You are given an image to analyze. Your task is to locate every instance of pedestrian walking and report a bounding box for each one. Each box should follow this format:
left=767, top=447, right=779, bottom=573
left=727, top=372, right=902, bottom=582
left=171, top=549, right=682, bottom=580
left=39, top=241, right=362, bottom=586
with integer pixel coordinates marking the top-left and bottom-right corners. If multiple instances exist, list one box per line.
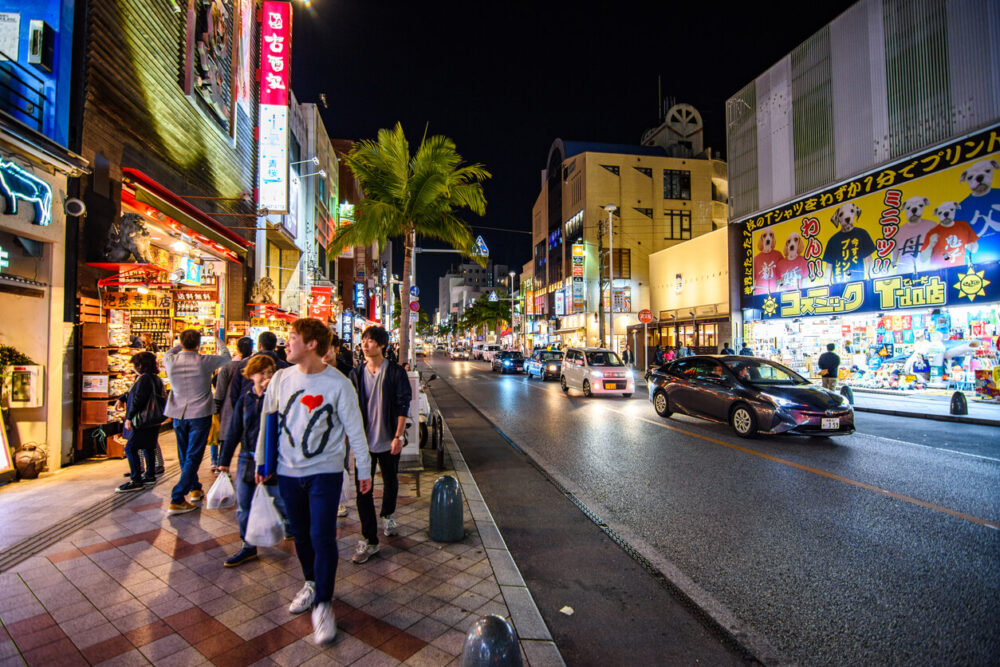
left=622, top=344, right=633, bottom=367
left=655, top=345, right=666, bottom=365
left=213, top=337, right=253, bottom=474
left=218, top=354, right=292, bottom=567
left=114, top=352, right=164, bottom=493
left=164, top=329, right=231, bottom=515
left=721, top=341, right=735, bottom=355
left=349, top=325, right=413, bottom=565
left=255, top=318, right=371, bottom=644
left=227, top=332, right=290, bottom=432
left=678, top=343, right=690, bottom=358
left=818, top=343, right=841, bottom=390
left=739, top=342, right=753, bottom=356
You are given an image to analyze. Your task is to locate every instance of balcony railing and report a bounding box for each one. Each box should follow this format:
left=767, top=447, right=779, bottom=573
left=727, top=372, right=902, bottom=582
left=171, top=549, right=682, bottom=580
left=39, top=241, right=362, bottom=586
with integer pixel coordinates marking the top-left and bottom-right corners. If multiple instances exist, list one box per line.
left=0, top=49, right=46, bottom=134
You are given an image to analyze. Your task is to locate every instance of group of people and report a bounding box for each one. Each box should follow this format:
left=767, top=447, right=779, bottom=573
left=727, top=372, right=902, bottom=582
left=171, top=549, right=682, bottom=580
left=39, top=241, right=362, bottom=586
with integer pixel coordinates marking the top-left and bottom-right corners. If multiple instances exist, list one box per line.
left=113, top=320, right=413, bottom=644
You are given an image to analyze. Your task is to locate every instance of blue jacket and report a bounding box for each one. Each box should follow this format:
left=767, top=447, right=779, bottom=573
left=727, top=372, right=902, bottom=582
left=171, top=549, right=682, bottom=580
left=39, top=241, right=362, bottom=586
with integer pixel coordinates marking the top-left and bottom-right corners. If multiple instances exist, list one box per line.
left=224, top=350, right=289, bottom=433
left=349, top=360, right=413, bottom=446
left=219, top=388, right=265, bottom=467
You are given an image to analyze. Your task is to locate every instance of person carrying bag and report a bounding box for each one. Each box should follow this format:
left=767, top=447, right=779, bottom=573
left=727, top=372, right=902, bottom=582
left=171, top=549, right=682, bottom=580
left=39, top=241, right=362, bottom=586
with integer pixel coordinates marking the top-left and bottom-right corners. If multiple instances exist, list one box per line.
left=115, top=352, right=165, bottom=493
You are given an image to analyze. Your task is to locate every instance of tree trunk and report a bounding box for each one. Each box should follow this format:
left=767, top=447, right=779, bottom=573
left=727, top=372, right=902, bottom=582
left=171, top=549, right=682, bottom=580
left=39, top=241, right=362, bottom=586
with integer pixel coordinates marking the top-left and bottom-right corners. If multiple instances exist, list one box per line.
left=399, top=228, right=414, bottom=366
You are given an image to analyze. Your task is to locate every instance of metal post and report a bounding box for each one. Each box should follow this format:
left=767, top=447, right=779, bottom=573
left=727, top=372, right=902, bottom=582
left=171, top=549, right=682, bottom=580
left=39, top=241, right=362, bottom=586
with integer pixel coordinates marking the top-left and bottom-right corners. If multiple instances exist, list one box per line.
left=409, top=232, right=417, bottom=368
left=604, top=204, right=617, bottom=351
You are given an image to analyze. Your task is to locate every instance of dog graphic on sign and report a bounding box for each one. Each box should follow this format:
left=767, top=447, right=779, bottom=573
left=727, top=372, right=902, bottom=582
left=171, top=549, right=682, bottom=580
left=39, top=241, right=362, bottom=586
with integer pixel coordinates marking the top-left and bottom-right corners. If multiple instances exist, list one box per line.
left=0, top=159, right=52, bottom=226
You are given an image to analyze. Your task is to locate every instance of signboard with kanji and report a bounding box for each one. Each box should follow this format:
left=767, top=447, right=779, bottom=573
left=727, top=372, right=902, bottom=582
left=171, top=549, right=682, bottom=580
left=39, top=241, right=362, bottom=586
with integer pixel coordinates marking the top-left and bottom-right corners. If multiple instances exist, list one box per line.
left=103, top=292, right=173, bottom=310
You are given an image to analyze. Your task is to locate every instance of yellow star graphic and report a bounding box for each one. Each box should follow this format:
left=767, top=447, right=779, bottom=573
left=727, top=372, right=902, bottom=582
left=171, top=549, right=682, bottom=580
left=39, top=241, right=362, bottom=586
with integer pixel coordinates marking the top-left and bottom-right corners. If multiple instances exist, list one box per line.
left=954, top=269, right=990, bottom=302
left=762, top=296, right=778, bottom=317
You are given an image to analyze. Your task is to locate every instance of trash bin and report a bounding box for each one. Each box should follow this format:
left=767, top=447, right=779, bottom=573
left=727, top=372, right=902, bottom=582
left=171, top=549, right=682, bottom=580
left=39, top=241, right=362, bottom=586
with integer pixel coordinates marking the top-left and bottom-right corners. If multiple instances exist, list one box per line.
left=429, top=475, right=464, bottom=542
left=460, top=614, right=522, bottom=667
left=950, top=391, right=968, bottom=415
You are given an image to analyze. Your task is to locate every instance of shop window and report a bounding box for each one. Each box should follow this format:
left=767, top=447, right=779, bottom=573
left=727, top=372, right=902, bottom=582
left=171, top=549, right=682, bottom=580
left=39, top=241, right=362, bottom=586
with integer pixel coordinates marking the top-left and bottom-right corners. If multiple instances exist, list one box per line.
left=663, top=169, right=691, bottom=200
left=664, top=210, right=692, bottom=240
left=633, top=166, right=652, bottom=177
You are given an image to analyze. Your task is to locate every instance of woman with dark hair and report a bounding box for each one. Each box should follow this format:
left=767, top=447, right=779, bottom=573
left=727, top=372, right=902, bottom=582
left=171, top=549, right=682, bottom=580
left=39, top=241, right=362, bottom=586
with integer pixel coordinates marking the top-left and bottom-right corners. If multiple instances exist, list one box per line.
left=114, top=352, right=165, bottom=493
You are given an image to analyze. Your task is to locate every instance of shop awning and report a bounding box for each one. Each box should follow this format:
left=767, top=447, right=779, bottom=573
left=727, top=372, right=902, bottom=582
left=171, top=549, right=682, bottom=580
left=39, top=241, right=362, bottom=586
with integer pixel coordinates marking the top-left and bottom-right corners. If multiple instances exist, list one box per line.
left=122, top=168, right=253, bottom=259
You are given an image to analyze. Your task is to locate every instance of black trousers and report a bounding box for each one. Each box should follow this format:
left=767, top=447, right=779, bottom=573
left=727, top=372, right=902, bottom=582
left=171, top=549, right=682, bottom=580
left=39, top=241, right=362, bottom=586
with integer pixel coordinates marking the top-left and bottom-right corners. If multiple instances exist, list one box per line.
left=355, top=450, right=400, bottom=545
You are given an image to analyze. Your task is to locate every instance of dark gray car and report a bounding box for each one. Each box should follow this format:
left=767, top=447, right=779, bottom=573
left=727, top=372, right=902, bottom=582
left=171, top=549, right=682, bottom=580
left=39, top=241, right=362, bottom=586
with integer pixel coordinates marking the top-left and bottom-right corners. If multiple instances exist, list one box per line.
left=646, top=355, right=855, bottom=438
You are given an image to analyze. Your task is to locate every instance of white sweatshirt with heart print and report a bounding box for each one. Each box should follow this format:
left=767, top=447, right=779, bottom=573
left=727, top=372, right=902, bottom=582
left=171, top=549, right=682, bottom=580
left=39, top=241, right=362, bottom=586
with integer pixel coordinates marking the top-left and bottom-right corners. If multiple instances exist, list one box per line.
left=255, top=365, right=371, bottom=479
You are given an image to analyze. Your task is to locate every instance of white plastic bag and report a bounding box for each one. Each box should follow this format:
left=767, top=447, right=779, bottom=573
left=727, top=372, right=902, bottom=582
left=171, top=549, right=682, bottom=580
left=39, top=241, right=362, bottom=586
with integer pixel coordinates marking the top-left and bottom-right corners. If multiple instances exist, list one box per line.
left=204, top=473, right=236, bottom=510
left=245, top=485, right=283, bottom=547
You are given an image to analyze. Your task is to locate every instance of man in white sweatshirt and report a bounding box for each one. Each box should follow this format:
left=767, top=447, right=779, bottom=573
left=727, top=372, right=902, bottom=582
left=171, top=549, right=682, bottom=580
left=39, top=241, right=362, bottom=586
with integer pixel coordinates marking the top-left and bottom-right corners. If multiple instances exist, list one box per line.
left=255, top=318, right=371, bottom=644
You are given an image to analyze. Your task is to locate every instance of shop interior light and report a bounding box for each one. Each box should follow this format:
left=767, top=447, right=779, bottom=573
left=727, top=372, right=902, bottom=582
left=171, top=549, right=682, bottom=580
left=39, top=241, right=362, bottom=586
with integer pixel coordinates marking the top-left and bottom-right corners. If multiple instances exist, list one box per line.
left=137, top=284, right=149, bottom=295
left=171, top=240, right=188, bottom=252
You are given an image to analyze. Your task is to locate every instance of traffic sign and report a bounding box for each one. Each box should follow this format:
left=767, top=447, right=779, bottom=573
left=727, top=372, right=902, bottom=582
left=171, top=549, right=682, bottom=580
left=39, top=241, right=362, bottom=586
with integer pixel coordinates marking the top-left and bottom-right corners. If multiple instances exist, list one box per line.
left=488, top=291, right=498, bottom=302
left=473, top=235, right=489, bottom=257
left=409, top=285, right=419, bottom=297
left=638, top=309, right=654, bottom=323
left=409, top=301, right=420, bottom=312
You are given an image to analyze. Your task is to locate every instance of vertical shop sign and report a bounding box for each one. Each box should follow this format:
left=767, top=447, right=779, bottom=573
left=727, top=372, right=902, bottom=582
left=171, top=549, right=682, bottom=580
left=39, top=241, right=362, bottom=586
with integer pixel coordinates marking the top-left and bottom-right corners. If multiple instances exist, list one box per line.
left=554, top=290, right=565, bottom=316
left=341, top=312, right=354, bottom=345
left=235, top=0, right=254, bottom=114
left=572, top=243, right=585, bottom=313
left=257, top=1, right=291, bottom=214
left=338, top=202, right=355, bottom=259
left=353, top=282, right=366, bottom=311
left=308, top=286, right=332, bottom=320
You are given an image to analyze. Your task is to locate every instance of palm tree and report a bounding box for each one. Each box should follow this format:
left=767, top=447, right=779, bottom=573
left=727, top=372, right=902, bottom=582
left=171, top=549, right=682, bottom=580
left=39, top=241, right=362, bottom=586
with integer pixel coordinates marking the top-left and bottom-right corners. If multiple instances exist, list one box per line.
left=329, top=123, right=490, bottom=364
left=461, top=293, right=511, bottom=342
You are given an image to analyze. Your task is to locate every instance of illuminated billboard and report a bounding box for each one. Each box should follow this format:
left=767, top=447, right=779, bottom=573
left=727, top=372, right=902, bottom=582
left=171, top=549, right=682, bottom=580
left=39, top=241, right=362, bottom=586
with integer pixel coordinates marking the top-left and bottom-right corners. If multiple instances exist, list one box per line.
left=256, top=1, right=291, bottom=214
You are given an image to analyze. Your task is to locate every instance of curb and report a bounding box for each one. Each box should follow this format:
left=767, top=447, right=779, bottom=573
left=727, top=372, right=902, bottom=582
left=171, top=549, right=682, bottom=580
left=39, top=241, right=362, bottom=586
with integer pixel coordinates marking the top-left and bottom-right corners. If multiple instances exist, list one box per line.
left=425, top=389, right=566, bottom=667
left=853, top=406, right=1000, bottom=427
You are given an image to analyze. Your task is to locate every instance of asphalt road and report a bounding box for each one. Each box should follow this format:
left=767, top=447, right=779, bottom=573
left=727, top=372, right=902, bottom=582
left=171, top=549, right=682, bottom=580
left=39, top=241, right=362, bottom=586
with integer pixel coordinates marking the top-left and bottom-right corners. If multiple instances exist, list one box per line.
left=424, top=355, right=1000, bottom=666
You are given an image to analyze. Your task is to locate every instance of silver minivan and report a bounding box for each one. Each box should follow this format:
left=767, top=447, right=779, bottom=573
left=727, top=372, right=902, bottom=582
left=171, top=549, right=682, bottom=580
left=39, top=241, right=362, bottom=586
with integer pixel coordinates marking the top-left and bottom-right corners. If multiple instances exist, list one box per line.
left=560, top=347, right=634, bottom=397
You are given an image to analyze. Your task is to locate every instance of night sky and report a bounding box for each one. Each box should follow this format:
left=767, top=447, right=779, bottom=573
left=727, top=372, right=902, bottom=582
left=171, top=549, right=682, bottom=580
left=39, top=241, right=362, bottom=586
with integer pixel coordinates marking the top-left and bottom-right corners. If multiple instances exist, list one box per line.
left=292, top=0, right=856, bottom=314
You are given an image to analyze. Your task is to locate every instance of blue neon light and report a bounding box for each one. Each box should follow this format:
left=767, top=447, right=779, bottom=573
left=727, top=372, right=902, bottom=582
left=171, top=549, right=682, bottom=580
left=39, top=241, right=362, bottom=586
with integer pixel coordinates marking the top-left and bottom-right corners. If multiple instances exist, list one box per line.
left=0, top=159, right=52, bottom=226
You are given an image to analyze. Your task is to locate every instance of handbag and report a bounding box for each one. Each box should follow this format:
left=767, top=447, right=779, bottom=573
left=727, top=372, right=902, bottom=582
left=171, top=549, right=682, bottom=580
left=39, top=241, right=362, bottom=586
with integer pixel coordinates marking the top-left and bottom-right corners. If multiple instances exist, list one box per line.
left=132, top=375, right=166, bottom=429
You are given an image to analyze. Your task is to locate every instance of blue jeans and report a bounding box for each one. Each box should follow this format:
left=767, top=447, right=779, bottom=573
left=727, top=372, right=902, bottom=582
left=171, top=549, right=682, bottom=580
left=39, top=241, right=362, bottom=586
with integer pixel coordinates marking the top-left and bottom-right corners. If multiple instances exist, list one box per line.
left=125, top=438, right=156, bottom=483
left=170, top=416, right=212, bottom=504
left=210, top=444, right=219, bottom=466
left=235, top=452, right=292, bottom=543
left=278, top=473, right=343, bottom=605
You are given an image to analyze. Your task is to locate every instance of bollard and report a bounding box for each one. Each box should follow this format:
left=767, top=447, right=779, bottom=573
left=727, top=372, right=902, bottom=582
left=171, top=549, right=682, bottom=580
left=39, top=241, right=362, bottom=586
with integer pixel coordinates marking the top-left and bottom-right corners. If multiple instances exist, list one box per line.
left=429, top=475, right=464, bottom=542
left=460, top=614, right=522, bottom=667
left=839, top=385, right=854, bottom=406
left=950, top=391, right=968, bottom=415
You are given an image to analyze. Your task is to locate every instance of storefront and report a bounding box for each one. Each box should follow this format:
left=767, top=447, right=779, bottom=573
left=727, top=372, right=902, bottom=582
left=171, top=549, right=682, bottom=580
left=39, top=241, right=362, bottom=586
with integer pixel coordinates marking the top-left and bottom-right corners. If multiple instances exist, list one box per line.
left=739, top=125, right=1000, bottom=402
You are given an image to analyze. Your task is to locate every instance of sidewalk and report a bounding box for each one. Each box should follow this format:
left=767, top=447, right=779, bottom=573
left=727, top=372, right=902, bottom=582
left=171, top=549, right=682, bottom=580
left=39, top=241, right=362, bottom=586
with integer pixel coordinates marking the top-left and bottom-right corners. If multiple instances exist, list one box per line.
left=851, top=390, right=1000, bottom=426
left=0, top=431, right=561, bottom=666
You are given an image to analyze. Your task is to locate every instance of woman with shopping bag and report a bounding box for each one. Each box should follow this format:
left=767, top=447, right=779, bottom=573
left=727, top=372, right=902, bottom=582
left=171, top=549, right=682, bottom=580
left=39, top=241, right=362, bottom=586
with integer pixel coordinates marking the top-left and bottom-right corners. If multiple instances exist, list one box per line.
left=217, top=354, right=292, bottom=566
left=113, top=352, right=165, bottom=493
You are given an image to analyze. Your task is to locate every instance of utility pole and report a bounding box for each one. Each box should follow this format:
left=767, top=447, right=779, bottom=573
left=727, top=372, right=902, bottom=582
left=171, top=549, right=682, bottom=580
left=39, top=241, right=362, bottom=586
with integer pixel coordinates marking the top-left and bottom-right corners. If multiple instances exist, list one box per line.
left=597, top=214, right=605, bottom=346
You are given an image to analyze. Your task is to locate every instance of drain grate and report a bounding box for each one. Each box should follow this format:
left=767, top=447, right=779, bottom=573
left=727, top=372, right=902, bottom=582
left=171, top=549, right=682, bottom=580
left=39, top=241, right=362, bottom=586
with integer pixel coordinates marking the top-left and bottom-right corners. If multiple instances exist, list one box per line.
left=0, top=463, right=181, bottom=573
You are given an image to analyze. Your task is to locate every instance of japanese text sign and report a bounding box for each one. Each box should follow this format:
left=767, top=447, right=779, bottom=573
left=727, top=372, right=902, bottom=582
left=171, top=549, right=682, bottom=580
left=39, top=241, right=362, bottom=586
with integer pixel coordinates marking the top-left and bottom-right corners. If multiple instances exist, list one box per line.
left=256, top=1, right=291, bottom=214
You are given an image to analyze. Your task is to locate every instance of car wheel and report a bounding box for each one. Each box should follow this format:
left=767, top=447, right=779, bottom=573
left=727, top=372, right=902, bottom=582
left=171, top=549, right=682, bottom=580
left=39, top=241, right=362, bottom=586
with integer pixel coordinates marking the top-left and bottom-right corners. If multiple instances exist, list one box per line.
left=653, top=391, right=671, bottom=417
left=730, top=404, right=758, bottom=438
left=583, top=380, right=592, bottom=397
left=419, top=422, right=428, bottom=447
left=560, top=376, right=569, bottom=392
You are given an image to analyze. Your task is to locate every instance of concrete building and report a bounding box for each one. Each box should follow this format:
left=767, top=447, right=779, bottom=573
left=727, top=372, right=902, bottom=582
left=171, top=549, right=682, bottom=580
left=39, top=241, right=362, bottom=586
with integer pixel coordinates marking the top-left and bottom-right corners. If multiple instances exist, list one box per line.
left=526, top=105, right=727, bottom=352
left=438, top=261, right=510, bottom=326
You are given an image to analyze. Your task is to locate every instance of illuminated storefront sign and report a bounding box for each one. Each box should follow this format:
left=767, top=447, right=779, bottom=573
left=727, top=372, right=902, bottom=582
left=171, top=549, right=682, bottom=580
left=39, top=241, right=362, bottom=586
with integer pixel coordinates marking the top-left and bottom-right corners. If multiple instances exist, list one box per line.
left=256, top=1, right=291, bottom=214
left=308, top=286, right=332, bottom=320
left=0, top=159, right=52, bottom=226
left=353, top=282, right=366, bottom=311
left=572, top=243, right=585, bottom=312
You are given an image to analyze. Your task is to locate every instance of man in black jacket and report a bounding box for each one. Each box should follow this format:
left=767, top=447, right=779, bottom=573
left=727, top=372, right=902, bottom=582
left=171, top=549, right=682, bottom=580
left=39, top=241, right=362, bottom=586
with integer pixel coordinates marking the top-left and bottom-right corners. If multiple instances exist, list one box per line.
left=818, top=343, right=841, bottom=390
left=348, top=326, right=412, bottom=564
left=224, top=331, right=289, bottom=434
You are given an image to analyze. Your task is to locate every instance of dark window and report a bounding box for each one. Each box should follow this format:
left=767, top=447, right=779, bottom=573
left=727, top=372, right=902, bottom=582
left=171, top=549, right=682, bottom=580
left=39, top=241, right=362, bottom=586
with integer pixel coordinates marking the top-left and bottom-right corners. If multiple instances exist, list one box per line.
left=601, top=164, right=620, bottom=176
left=634, top=166, right=652, bottom=177
left=663, top=169, right=691, bottom=200
left=534, top=240, right=546, bottom=287
left=600, top=248, right=631, bottom=280
left=634, top=207, right=653, bottom=219
left=664, top=210, right=692, bottom=240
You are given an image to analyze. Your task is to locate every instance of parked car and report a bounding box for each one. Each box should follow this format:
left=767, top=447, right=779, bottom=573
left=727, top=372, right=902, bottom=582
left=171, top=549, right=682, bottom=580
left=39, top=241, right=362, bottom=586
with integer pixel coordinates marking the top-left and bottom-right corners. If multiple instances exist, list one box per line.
left=560, top=347, right=633, bottom=397
left=492, top=350, right=525, bottom=374
left=646, top=355, right=855, bottom=438
left=525, top=349, right=563, bottom=380
left=481, top=344, right=502, bottom=362
left=471, top=343, right=484, bottom=359
left=450, top=347, right=470, bottom=360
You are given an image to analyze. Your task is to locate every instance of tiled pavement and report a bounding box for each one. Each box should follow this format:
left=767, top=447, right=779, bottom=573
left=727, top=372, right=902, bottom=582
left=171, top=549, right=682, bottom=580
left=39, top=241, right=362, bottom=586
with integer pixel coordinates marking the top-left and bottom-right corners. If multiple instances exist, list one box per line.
left=0, top=431, right=562, bottom=666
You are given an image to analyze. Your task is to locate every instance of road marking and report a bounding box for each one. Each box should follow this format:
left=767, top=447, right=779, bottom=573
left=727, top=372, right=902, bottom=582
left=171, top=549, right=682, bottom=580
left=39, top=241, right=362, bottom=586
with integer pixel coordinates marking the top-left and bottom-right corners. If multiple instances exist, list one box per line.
left=478, top=368, right=1000, bottom=532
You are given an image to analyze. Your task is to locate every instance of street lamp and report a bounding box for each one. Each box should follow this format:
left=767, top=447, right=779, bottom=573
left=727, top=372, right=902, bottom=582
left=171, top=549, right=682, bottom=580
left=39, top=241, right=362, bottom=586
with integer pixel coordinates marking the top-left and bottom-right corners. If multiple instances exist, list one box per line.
left=509, top=271, right=516, bottom=350
left=603, top=204, right=617, bottom=352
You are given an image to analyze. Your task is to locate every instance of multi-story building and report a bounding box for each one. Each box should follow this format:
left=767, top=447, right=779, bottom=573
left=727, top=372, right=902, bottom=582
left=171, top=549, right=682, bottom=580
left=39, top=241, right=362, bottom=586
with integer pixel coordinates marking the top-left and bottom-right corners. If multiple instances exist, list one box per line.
left=438, top=261, right=510, bottom=326
left=727, top=0, right=1000, bottom=394
left=527, top=105, right=727, bottom=353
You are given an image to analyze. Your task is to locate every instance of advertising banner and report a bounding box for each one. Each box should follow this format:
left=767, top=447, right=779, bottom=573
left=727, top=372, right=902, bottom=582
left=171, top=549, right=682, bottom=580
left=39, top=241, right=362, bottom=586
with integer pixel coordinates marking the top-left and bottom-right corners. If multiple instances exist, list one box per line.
left=102, top=292, right=173, bottom=310
left=740, top=125, right=1000, bottom=317
left=256, top=1, right=291, bottom=214
left=308, top=286, right=333, bottom=321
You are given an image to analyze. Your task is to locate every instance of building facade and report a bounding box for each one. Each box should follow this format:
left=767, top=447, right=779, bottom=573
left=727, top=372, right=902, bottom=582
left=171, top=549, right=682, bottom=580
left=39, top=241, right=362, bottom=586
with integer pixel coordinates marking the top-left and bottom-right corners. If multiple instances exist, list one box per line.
left=438, top=261, right=510, bottom=326
left=727, top=0, right=1000, bottom=396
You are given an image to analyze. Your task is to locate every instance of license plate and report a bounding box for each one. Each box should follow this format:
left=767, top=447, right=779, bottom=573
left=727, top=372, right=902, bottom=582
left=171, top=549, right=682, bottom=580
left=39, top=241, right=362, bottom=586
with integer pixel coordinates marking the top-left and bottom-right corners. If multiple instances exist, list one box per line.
left=604, top=382, right=619, bottom=390
left=821, top=417, right=839, bottom=430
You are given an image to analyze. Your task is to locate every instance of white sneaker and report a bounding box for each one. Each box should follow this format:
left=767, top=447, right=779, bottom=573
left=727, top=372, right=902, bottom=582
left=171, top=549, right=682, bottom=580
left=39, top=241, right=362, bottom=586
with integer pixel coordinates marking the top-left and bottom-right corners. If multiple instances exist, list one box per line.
left=382, top=514, right=398, bottom=536
left=337, top=503, right=348, bottom=517
left=288, top=581, right=316, bottom=614
left=351, top=540, right=380, bottom=564
left=312, top=601, right=336, bottom=644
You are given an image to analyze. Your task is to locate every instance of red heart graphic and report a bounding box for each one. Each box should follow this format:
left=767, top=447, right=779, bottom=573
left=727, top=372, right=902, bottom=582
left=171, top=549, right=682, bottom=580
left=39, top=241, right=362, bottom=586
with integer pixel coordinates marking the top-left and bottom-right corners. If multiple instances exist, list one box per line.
left=300, top=395, right=323, bottom=412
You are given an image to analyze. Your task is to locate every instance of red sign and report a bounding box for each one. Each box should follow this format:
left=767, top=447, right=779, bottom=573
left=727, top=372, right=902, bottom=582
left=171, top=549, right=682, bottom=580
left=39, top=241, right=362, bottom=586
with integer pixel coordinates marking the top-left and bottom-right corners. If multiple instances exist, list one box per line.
left=409, top=301, right=420, bottom=312
left=308, top=286, right=333, bottom=321
left=638, top=309, right=654, bottom=323
left=260, top=1, right=290, bottom=107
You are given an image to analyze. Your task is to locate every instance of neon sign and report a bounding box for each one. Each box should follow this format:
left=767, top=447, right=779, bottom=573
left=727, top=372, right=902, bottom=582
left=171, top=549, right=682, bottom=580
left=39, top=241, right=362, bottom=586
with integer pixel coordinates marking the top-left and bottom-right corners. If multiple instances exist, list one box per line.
left=256, top=1, right=291, bottom=214
left=0, top=159, right=52, bottom=226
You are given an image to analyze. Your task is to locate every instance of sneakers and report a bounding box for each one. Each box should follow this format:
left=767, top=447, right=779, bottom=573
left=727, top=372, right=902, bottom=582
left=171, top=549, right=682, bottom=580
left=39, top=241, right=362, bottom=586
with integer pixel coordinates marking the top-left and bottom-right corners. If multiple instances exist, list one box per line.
left=288, top=581, right=316, bottom=614
left=141, top=476, right=156, bottom=486
left=115, top=481, right=145, bottom=493
left=337, top=503, right=348, bottom=517
left=224, top=544, right=258, bottom=567
left=382, top=515, right=398, bottom=536
left=312, top=602, right=336, bottom=644
left=351, top=540, right=380, bottom=564
left=188, top=489, right=204, bottom=503
left=167, top=501, right=198, bottom=515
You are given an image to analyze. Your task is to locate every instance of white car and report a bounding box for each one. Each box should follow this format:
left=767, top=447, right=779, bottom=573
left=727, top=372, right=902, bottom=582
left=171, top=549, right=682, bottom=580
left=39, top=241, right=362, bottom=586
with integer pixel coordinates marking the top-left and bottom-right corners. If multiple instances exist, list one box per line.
left=471, top=343, right=485, bottom=359
left=560, top=347, right=634, bottom=397
left=481, top=344, right=501, bottom=362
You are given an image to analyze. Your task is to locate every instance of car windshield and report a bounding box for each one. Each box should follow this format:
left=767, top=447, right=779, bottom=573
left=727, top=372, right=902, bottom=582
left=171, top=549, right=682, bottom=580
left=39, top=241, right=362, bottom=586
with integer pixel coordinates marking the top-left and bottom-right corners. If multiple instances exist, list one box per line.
left=722, top=358, right=808, bottom=385
left=539, top=352, right=561, bottom=361
left=586, top=351, right=624, bottom=367
left=502, top=352, right=523, bottom=360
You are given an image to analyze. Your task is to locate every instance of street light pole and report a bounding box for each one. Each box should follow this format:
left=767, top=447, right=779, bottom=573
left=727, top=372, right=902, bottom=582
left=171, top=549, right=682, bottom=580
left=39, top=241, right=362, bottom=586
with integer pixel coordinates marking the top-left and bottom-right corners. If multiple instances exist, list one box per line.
left=509, top=271, right=515, bottom=350
left=604, top=204, right=617, bottom=352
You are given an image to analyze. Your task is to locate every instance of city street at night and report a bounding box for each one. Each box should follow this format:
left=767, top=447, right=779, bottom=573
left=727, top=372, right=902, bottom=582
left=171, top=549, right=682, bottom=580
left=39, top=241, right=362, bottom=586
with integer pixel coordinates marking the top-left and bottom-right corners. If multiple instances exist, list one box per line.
left=424, top=354, right=1000, bottom=666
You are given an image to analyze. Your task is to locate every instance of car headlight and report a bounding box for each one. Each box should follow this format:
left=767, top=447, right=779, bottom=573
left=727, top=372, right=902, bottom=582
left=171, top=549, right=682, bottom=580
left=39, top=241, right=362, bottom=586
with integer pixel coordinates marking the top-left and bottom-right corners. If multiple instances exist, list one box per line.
left=547, top=364, right=557, bottom=371
left=762, top=393, right=796, bottom=408
left=503, top=360, right=511, bottom=366
left=590, top=370, right=603, bottom=378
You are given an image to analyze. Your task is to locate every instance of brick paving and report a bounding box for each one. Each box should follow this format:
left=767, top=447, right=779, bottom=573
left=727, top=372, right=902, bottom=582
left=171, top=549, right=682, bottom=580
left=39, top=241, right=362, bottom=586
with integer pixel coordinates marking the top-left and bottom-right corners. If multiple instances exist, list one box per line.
left=0, top=436, right=554, bottom=666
